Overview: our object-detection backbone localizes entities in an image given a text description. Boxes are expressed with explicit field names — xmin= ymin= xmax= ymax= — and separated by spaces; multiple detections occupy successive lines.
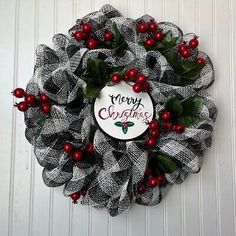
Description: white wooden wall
xmin=0 ymin=0 xmax=236 ymax=235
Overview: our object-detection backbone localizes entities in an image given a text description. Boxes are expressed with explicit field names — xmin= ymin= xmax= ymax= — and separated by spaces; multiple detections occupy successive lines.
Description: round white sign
xmin=93 ymin=81 xmax=154 ymax=140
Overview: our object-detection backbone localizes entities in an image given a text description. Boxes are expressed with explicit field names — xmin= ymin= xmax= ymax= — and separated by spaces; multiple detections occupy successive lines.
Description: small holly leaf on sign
xmin=122 ymin=126 xmax=128 ymax=134
xmin=114 ymin=121 xmax=135 ymax=134
xmin=115 ymin=121 xmax=123 ymax=127
xmin=127 ymin=121 xmax=134 ymax=127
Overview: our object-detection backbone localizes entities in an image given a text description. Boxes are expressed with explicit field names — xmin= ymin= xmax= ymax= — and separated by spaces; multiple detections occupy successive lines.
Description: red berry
xmin=148 ymin=177 xmax=160 ymax=187
xmin=150 ymin=129 xmax=160 ymax=138
xmin=138 ymin=183 xmax=147 ymax=193
xmin=189 ymin=37 xmax=199 ymax=49
xmin=145 ymin=168 xmax=152 ymax=176
xmin=178 ymin=43 xmax=187 ymax=53
xmin=111 ymin=73 xmax=122 ymax=83
xmin=156 ymin=175 xmax=166 ymax=185
xmin=72 ymin=150 xmax=83 ymax=161
xmin=149 ymin=120 xmax=159 ymax=130
xmin=146 ymin=137 xmax=157 ymax=148
xmin=70 ymin=192 xmax=80 ymax=204
xmin=145 ymin=37 xmax=156 ymax=47
xmin=137 ymin=22 xmax=148 ymax=33
xmin=103 ymin=31 xmax=113 ymax=41
xmin=82 ymin=23 xmax=92 ymax=33
xmin=126 ymin=68 xmax=138 ymax=79
xmin=12 ymin=88 xmax=25 ymax=98
xmin=136 ymin=73 xmax=146 ymax=84
xmin=181 ymin=49 xmax=191 ymax=58
xmin=196 ymin=57 xmax=205 ymax=64
xmin=163 ymin=121 xmax=174 ymax=132
xmin=123 ymin=74 xmax=130 ymax=81
xmin=16 ymin=101 xmax=28 ymax=112
xmin=63 ymin=143 xmax=73 ymax=153
xmin=175 ymin=123 xmax=185 ymax=134
xmin=74 ymin=31 xmax=84 ymax=41
xmin=148 ymin=20 xmax=158 ymax=32
xmin=132 ymin=83 xmax=142 ymax=93
xmin=40 ymin=103 xmax=51 ymax=113
xmin=39 ymin=93 xmax=49 ymax=103
xmin=161 ymin=111 xmax=172 ymax=121
xmin=25 ymin=94 xmax=37 ymax=106
xmin=81 ymin=188 xmax=87 ymax=196
xmin=142 ymin=81 xmax=151 ymax=91
xmin=153 ymin=31 xmax=164 ymax=41
xmin=86 ymin=38 xmax=96 ymax=49
xmin=86 ymin=143 xmax=94 ymax=153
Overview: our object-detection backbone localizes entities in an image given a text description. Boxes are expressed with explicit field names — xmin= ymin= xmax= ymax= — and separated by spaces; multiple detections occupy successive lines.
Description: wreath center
xmin=93 ymin=81 xmax=154 ymax=140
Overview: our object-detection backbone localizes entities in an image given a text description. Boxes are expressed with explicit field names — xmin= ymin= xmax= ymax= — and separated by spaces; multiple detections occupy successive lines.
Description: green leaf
xmin=110 ymin=23 xmax=127 ymax=53
xmin=177 ymin=115 xmax=201 ymax=127
xmin=85 ymin=80 xmax=102 ymax=98
xmin=114 ymin=121 xmax=123 ymax=127
xmin=122 ymin=126 xmax=128 ymax=134
xmin=82 ymin=59 xmax=110 ymax=86
xmin=181 ymin=96 xmax=203 ymax=116
xmin=127 ymin=121 xmax=134 ymax=127
xmin=165 ymin=94 xmax=183 ymax=116
xmin=89 ymin=125 xmax=97 ymax=142
xmin=156 ymin=153 xmax=179 ymax=173
xmin=180 ymin=59 xmax=204 ymax=81
xmin=162 ymin=31 xmax=178 ymax=49
xmin=176 ymin=96 xmax=204 ymax=127
xmin=162 ymin=51 xmax=182 ymax=72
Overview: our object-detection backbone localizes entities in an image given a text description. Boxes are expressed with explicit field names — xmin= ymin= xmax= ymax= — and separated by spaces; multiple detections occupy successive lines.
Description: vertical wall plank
xmin=0 ymin=0 xmax=17 ymax=235
xmin=214 ymin=0 xmax=235 ymax=235
xmin=31 ymin=1 xmax=54 ymax=236
xmin=181 ymin=1 xmax=201 ymax=236
xmin=10 ymin=0 xmax=35 ymax=235
xmin=50 ymin=1 xmax=74 ymax=236
xmin=198 ymin=1 xmax=218 ymax=236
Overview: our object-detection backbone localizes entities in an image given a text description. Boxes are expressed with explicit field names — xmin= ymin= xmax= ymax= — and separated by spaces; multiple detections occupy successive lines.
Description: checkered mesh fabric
xmin=24 ymin=4 xmax=217 ymax=216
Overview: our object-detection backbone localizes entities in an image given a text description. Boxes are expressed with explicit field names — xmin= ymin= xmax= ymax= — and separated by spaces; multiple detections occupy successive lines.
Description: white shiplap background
xmin=0 ymin=0 xmax=236 ymax=236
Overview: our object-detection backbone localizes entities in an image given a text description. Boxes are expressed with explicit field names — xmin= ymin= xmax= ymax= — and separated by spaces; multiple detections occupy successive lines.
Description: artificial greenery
xmin=155 ymin=152 xmax=179 ymax=173
xmin=81 ymin=59 xmax=124 ymax=98
xmin=161 ymin=51 xmax=204 ymax=86
xmin=165 ymin=94 xmax=203 ymax=127
xmin=104 ymin=23 xmax=128 ymax=53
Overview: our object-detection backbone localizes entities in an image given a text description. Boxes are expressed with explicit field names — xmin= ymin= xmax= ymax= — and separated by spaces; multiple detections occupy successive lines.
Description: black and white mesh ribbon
xmin=24 ymin=4 xmax=217 ymax=216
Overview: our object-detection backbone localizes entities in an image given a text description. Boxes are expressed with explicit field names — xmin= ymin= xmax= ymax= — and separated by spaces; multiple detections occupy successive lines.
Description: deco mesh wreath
xmin=13 ymin=5 xmax=217 ymax=216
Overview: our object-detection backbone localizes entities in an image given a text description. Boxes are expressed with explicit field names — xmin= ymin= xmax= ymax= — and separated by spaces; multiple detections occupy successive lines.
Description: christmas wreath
xmin=12 ymin=5 xmax=217 ymax=216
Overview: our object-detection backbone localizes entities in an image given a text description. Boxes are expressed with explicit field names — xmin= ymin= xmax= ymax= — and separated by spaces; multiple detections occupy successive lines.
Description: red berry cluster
xmin=137 ymin=20 xmax=164 ymax=47
xmin=178 ymin=36 xmax=205 ymax=64
xmin=138 ymin=169 xmax=166 ymax=193
xmin=12 ymin=88 xmax=51 ymax=113
xmin=146 ymin=120 xmax=160 ymax=148
xmin=110 ymin=67 xmax=151 ymax=93
xmin=73 ymin=22 xmax=97 ymax=49
xmin=73 ymin=22 xmax=114 ymax=50
xmin=70 ymin=187 xmax=88 ymax=204
xmin=160 ymin=110 xmax=185 ymax=134
xmin=63 ymin=142 xmax=94 ymax=162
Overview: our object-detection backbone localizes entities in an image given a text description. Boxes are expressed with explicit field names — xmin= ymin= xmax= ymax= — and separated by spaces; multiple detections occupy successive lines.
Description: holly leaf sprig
xmin=165 ymin=94 xmax=203 ymax=127
xmin=161 ymin=51 xmax=205 ymax=86
xmin=81 ymin=59 xmax=124 ymax=98
xmin=148 ymin=151 xmax=180 ymax=174
xmin=104 ymin=23 xmax=128 ymax=54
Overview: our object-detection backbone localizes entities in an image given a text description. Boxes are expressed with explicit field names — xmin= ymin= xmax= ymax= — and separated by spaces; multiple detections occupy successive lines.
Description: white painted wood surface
xmin=0 ymin=0 xmax=235 ymax=235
